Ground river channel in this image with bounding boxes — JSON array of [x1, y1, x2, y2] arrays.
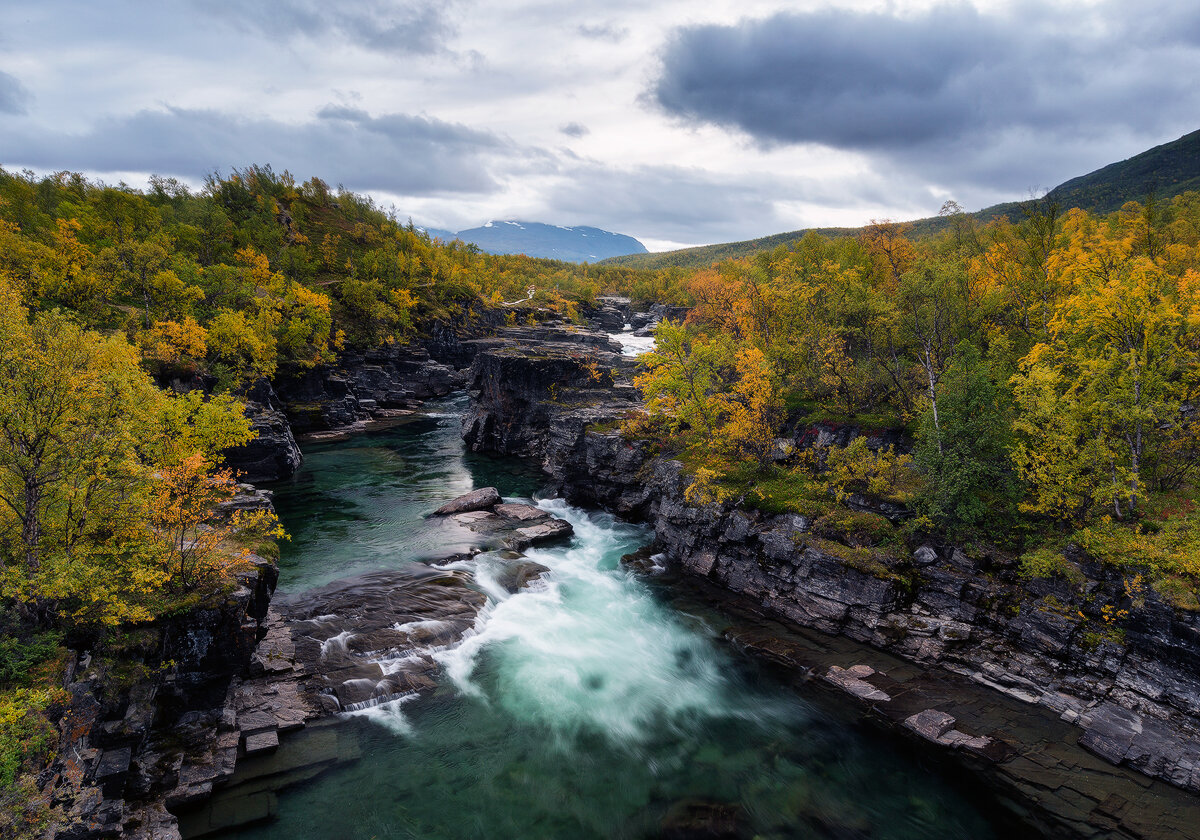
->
[[199, 391, 1010, 840]]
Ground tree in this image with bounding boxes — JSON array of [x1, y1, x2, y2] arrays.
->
[[0, 289, 167, 622], [718, 345, 784, 466], [634, 320, 732, 436], [914, 342, 1015, 529], [0, 277, 264, 624]]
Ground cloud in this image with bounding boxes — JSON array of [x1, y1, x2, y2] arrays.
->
[[578, 22, 629, 42], [545, 163, 850, 244], [651, 1, 1200, 190], [1, 105, 524, 195], [0, 71, 29, 114], [192, 0, 456, 55], [559, 122, 589, 138]]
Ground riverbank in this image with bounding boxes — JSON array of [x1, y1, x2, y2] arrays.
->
[[456, 317, 1200, 838]]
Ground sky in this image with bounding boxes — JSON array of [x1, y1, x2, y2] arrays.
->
[[2, 0, 1199, 251]]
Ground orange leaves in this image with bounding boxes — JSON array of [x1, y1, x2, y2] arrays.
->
[[151, 453, 281, 592], [141, 317, 208, 369], [235, 245, 275, 287]]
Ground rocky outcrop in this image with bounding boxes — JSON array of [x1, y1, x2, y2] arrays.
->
[[580, 295, 631, 331], [224, 379, 303, 483], [460, 325, 639, 458], [43, 533, 280, 839], [653, 463, 1200, 783], [276, 344, 463, 434], [431, 488, 574, 550]]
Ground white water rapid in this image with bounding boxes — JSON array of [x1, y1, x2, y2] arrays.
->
[[434, 499, 782, 748]]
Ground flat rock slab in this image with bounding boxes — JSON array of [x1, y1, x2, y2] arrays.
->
[[275, 565, 486, 715], [904, 709, 992, 751], [448, 506, 574, 551], [243, 731, 279, 756], [824, 665, 892, 702], [433, 487, 501, 515], [507, 519, 574, 550], [494, 502, 549, 522]]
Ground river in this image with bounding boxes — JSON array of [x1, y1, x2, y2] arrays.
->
[[200, 393, 1005, 840]]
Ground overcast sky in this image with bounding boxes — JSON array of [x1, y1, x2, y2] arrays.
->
[[2, 0, 1198, 250]]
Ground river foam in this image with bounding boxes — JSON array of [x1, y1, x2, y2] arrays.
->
[[435, 499, 792, 749]]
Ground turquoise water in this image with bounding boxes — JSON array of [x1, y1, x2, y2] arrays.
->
[[228, 401, 999, 840], [266, 395, 545, 591]]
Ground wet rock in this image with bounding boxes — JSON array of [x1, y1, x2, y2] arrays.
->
[[493, 559, 551, 593], [275, 565, 487, 714], [507, 518, 573, 550], [906, 709, 957, 740], [824, 665, 891, 702], [444, 502, 574, 551], [494, 502, 549, 521], [433, 486, 502, 515]]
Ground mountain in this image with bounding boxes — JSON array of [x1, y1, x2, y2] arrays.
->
[[1041, 127, 1200, 214], [601, 127, 1200, 270], [423, 220, 647, 263]]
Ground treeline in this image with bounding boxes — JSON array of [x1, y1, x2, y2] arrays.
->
[[633, 195, 1200, 598], [0, 165, 682, 390]]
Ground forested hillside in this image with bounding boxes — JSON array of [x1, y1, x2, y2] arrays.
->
[[629, 195, 1200, 606], [605, 128, 1200, 270]]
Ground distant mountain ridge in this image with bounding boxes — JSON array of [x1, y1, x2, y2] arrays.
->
[[419, 220, 647, 263], [600, 127, 1200, 270]]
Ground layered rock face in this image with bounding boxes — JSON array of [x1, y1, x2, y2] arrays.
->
[[276, 343, 463, 434], [223, 379, 303, 483], [460, 326, 640, 458], [458, 324, 1200, 834]]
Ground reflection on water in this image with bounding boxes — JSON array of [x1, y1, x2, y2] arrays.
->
[[223, 398, 997, 840]]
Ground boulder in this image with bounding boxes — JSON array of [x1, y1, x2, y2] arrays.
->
[[433, 487, 502, 515]]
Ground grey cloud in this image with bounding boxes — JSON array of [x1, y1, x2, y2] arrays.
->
[[0, 71, 29, 114], [2, 105, 518, 195], [559, 122, 589, 138], [193, 0, 455, 55], [652, 2, 1200, 191], [547, 164, 842, 244], [578, 22, 628, 42]]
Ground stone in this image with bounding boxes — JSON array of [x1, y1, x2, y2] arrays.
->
[[243, 731, 279, 756], [913, 545, 939, 566], [433, 487, 501, 515], [824, 666, 892, 702], [494, 502, 549, 521], [905, 709, 957, 740], [506, 519, 574, 550]]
